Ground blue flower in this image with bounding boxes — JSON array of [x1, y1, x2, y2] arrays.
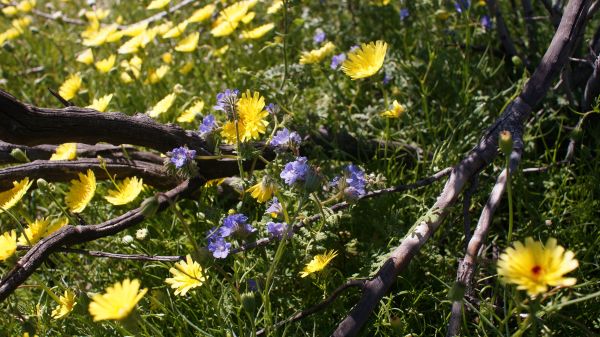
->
[[208, 235, 231, 259], [270, 128, 302, 149], [481, 15, 492, 30], [313, 29, 326, 44], [400, 8, 409, 20], [213, 89, 239, 112], [220, 213, 256, 237], [454, 0, 470, 13], [344, 164, 367, 199], [280, 157, 309, 186], [170, 146, 196, 169], [266, 221, 290, 239], [383, 73, 392, 85], [330, 53, 346, 70], [266, 103, 280, 115], [199, 114, 217, 135], [265, 197, 283, 218]]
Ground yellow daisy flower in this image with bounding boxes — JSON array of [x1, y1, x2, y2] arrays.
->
[[177, 100, 204, 123], [82, 23, 118, 47], [246, 176, 277, 203], [179, 61, 194, 74], [86, 94, 113, 112], [341, 40, 388, 80], [2, 6, 18, 16], [50, 143, 77, 161], [120, 55, 143, 79], [161, 52, 173, 64], [213, 45, 229, 57], [148, 93, 176, 118], [497, 237, 579, 296], [188, 4, 215, 23], [0, 230, 17, 262], [175, 32, 199, 52], [65, 169, 96, 213], [237, 90, 269, 141], [51, 290, 77, 319], [121, 21, 148, 37], [0, 178, 33, 213], [147, 0, 170, 10], [165, 254, 207, 296], [145, 64, 170, 84], [104, 177, 144, 205], [241, 23, 274, 39], [16, 0, 35, 13], [18, 217, 68, 246], [211, 20, 239, 37], [241, 11, 255, 24], [84, 8, 109, 21], [58, 73, 82, 101], [76, 48, 94, 65], [95, 54, 116, 74], [300, 250, 338, 278], [88, 278, 147, 321], [267, 0, 283, 14], [162, 20, 188, 38], [221, 120, 243, 144], [299, 41, 335, 65], [380, 100, 405, 118]]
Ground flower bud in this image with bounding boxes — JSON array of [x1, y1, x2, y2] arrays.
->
[[36, 178, 48, 189], [122, 235, 134, 244], [10, 148, 29, 163], [241, 292, 256, 314], [499, 130, 513, 156]]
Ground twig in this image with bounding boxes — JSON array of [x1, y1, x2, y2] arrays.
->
[[16, 246, 183, 262]]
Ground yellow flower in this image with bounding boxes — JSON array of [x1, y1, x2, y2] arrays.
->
[[58, 73, 82, 101], [16, 0, 35, 13], [370, 0, 390, 6], [51, 290, 77, 319], [161, 52, 173, 64], [2, 6, 17, 16], [300, 250, 338, 278], [204, 178, 225, 187], [148, 93, 176, 118], [299, 41, 335, 65], [213, 45, 229, 57], [95, 54, 116, 74], [82, 23, 118, 47], [165, 254, 206, 296], [177, 100, 204, 123], [497, 237, 579, 296], [380, 100, 405, 118], [50, 143, 77, 161], [175, 32, 199, 52], [120, 55, 143, 79], [241, 23, 274, 39], [246, 176, 277, 203], [65, 169, 96, 213], [86, 94, 113, 112], [237, 90, 269, 141], [267, 0, 283, 14], [0, 178, 33, 213], [341, 40, 387, 80], [241, 11, 255, 24], [211, 20, 239, 37], [121, 21, 148, 37], [221, 120, 243, 144], [145, 65, 170, 84], [18, 217, 68, 246], [84, 8, 109, 21], [104, 177, 144, 205], [162, 20, 188, 38], [88, 278, 147, 321], [188, 4, 215, 23], [76, 48, 94, 65], [0, 230, 17, 262], [147, 0, 170, 10], [211, 1, 254, 37], [179, 61, 194, 74]]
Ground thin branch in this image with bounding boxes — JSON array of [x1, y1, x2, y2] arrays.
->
[[16, 246, 183, 262]]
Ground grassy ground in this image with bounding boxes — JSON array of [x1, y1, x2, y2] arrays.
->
[[0, 0, 599, 336]]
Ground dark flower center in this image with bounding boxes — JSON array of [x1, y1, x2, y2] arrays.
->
[[531, 265, 542, 276]]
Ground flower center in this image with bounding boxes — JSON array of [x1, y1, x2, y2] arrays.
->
[[531, 265, 542, 277]]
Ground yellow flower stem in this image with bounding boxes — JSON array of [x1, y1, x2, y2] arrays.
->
[[0, 206, 32, 245], [98, 157, 121, 191], [505, 154, 514, 243]]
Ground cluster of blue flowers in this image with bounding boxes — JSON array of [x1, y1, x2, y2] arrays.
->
[[170, 146, 196, 169], [400, 8, 409, 20], [266, 221, 290, 239], [207, 213, 256, 259], [331, 53, 346, 70], [331, 164, 368, 200], [199, 114, 217, 136], [265, 197, 283, 218], [313, 29, 326, 44], [270, 128, 302, 150], [213, 89, 240, 116], [280, 156, 310, 186]]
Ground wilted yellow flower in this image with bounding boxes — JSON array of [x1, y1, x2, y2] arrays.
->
[[147, 0, 170, 10], [300, 250, 338, 277], [177, 100, 204, 123], [237, 90, 269, 141], [95, 54, 116, 74], [88, 278, 147, 321], [162, 20, 188, 38], [76, 48, 94, 65], [65, 169, 96, 213], [175, 32, 199, 52], [86, 94, 113, 112], [299, 41, 335, 64], [267, 0, 283, 14], [498, 237, 579, 296], [165, 254, 206, 296], [148, 93, 176, 118], [58, 73, 82, 101], [104, 177, 144, 205], [0, 230, 17, 262], [179, 61, 194, 74], [188, 4, 215, 23], [241, 23, 274, 39], [18, 217, 68, 246], [380, 100, 405, 118], [51, 290, 77, 319], [341, 40, 387, 79], [16, 0, 35, 13], [50, 143, 77, 161], [0, 178, 33, 213], [145, 64, 169, 84], [246, 176, 277, 203]]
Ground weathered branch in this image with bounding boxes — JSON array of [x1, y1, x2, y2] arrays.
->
[[332, 1, 590, 335], [16, 246, 183, 262], [0, 177, 204, 302]]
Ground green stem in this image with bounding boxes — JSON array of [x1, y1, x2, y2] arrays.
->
[[506, 156, 514, 243]]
